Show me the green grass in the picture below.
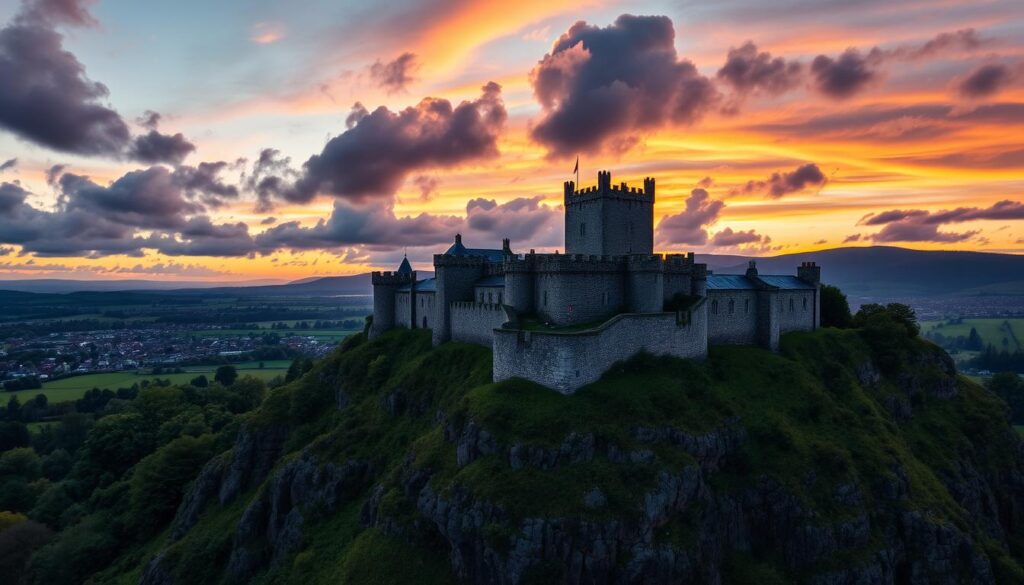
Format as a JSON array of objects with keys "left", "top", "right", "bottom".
[
  {"left": 5, "top": 364, "right": 289, "bottom": 403},
  {"left": 922, "top": 318, "right": 1024, "bottom": 351},
  {"left": 194, "top": 328, "right": 358, "bottom": 341}
]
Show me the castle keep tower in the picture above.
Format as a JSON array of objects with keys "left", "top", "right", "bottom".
[{"left": 564, "top": 170, "right": 654, "bottom": 256}]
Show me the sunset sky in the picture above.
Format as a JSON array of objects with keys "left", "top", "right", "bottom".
[{"left": 0, "top": 0, "right": 1022, "bottom": 282}]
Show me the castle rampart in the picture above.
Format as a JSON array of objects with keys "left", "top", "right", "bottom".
[
  {"left": 493, "top": 299, "right": 707, "bottom": 393},
  {"left": 370, "top": 170, "right": 821, "bottom": 394}
]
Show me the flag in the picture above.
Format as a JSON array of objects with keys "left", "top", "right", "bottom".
[{"left": 572, "top": 156, "right": 578, "bottom": 175}]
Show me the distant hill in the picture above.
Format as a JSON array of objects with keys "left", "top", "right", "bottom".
[
  {"left": 1, "top": 247, "right": 1020, "bottom": 299},
  {"left": 0, "top": 278, "right": 284, "bottom": 294},
  {"left": 705, "top": 246, "right": 1024, "bottom": 298}
]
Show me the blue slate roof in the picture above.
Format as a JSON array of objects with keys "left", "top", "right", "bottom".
[
  {"left": 396, "top": 256, "right": 413, "bottom": 275},
  {"left": 397, "top": 278, "right": 437, "bottom": 293},
  {"left": 475, "top": 275, "right": 505, "bottom": 287},
  {"left": 758, "top": 275, "right": 816, "bottom": 290},
  {"left": 444, "top": 236, "right": 505, "bottom": 263},
  {"left": 707, "top": 274, "right": 815, "bottom": 290},
  {"left": 707, "top": 274, "right": 756, "bottom": 290}
]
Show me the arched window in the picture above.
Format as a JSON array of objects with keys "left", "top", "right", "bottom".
[
  {"left": 543, "top": 290, "right": 548, "bottom": 306},
  {"left": 580, "top": 223, "right": 586, "bottom": 237},
  {"left": 728, "top": 299, "right": 735, "bottom": 315},
  {"left": 744, "top": 299, "right": 750, "bottom": 313},
  {"left": 498, "top": 293, "right": 503, "bottom": 304},
  {"left": 602, "top": 291, "right": 608, "bottom": 306},
  {"left": 420, "top": 297, "right": 424, "bottom": 308},
  {"left": 711, "top": 300, "right": 718, "bottom": 315},
  {"left": 803, "top": 297, "right": 808, "bottom": 310},
  {"left": 789, "top": 298, "right": 794, "bottom": 312},
  {"left": 422, "top": 316, "right": 427, "bottom": 329}
]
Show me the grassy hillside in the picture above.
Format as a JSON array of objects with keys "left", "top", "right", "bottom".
[{"left": 13, "top": 325, "right": 1024, "bottom": 584}]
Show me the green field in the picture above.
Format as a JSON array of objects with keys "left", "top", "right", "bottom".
[
  {"left": 194, "top": 328, "right": 359, "bottom": 342},
  {"left": 922, "top": 318, "right": 1024, "bottom": 351},
  {"left": 4, "top": 362, "right": 290, "bottom": 403}
]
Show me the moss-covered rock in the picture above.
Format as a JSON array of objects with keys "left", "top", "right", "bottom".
[{"left": 117, "top": 327, "right": 1024, "bottom": 584}]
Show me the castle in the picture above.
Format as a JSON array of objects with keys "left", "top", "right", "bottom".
[{"left": 371, "top": 171, "right": 821, "bottom": 393}]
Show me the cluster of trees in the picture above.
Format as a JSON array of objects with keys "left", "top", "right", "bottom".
[
  {"left": 988, "top": 372, "right": 1024, "bottom": 425},
  {"left": 0, "top": 371, "right": 269, "bottom": 582},
  {"left": 3, "top": 377, "right": 41, "bottom": 392},
  {"left": 971, "top": 346, "right": 1024, "bottom": 374},
  {"left": 925, "top": 327, "right": 986, "bottom": 352}
]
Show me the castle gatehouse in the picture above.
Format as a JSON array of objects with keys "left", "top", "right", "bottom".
[{"left": 371, "top": 171, "right": 820, "bottom": 393}]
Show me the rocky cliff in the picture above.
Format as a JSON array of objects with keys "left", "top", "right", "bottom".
[{"left": 132, "top": 327, "right": 1024, "bottom": 584}]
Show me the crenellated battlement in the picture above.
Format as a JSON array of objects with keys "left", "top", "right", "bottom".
[
  {"left": 433, "top": 254, "right": 489, "bottom": 267},
  {"left": 372, "top": 271, "right": 416, "bottom": 286},
  {"left": 563, "top": 170, "right": 655, "bottom": 204}
]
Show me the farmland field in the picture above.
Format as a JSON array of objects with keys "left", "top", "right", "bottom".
[
  {"left": 921, "top": 318, "right": 1024, "bottom": 351},
  {"left": 195, "top": 328, "right": 359, "bottom": 342},
  {"left": 4, "top": 362, "right": 290, "bottom": 403}
]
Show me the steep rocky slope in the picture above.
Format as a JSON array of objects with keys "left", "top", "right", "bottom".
[{"left": 121, "top": 327, "right": 1023, "bottom": 584}]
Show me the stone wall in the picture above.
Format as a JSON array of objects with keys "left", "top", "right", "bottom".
[
  {"left": 473, "top": 285, "right": 505, "bottom": 305},
  {"left": 564, "top": 197, "right": 605, "bottom": 255},
  {"left": 395, "top": 291, "right": 412, "bottom": 328},
  {"left": 535, "top": 270, "right": 625, "bottom": 325},
  {"left": 706, "top": 290, "right": 759, "bottom": 345},
  {"left": 777, "top": 290, "right": 816, "bottom": 333},
  {"left": 417, "top": 292, "right": 437, "bottom": 331},
  {"left": 493, "top": 301, "right": 707, "bottom": 394},
  {"left": 450, "top": 302, "right": 507, "bottom": 347},
  {"left": 433, "top": 257, "right": 486, "bottom": 345}
]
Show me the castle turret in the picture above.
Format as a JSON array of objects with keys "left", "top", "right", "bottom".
[
  {"left": 797, "top": 261, "right": 821, "bottom": 285},
  {"left": 370, "top": 265, "right": 416, "bottom": 339},
  {"left": 564, "top": 170, "right": 654, "bottom": 256}
]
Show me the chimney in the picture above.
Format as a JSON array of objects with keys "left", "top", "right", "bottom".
[
  {"left": 502, "top": 238, "right": 511, "bottom": 254},
  {"left": 797, "top": 261, "right": 821, "bottom": 285},
  {"left": 745, "top": 260, "right": 758, "bottom": 278},
  {"left": 454, "top": 233, "right": 462, "bottom": 246}
]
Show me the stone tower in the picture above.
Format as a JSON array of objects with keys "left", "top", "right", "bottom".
[{"left": 564, "top": 170, "right": 654, "bottom": 256}]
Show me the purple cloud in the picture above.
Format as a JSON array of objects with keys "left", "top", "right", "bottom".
[
  {"left": 530, "top": 14, "right": 718, "bottom": 158},
  {"left": 655, "top": 188, "right": 725, "bottom": 246}
]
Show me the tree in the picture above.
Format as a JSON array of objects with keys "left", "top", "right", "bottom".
[
  {"left": 988, "top": 372, "right": 1024, "bottom": 424},
  {"left": 0, "top": 422, "right": 30, "bottom": 452},
  {"left": 214, "top": 365, "right": 238, "bottom": 386},
  {"left": 820, "top": 284, "right": 851, "bottom": 328},
  {"left": 5, "top": 396, "right": 20, "bottom": 421},
  {"left": 966, "top": 327, "right": 985, "bottom": 351},
  {"left": 190, "top": 375, "right": 209, "bottom": 388},
  {"left": 0, "top": 516, "right": 53, "bottom": 582}
]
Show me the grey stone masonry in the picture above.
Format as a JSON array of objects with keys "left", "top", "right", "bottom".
[
  {"left": 493, "top": 300, "right": 708, "bottom": 394},
  {"left": 369, "top": 270, "right": 415, "bottom": 339},
  {"left": 564, "top": 170, "right": 654, "bottom": 256},
  {"left": 450, "top": 303, "right": 507, "bottom": 347},
  {"left": 370, "top": 170, "right": 823, "bottom": 393}
]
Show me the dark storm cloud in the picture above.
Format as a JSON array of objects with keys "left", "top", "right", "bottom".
[
  {"left": 280, "top": 83, "right": 505, "bottom": 204},
  {"left": 0, "top": 1, "right": 130, "bottom": 156},
  {"left": 0, "top": 1, "right": 198, "bottom": 161},
  {"left": 58, "top": 167, "right": 200, "bottom": 229},
  {"left": 148, "top": 217, "right": 255, "bottom": 257},
  {"left": 173, "top": 161, "right": 240, "bottom": 205},
  {"left": 465, "top": 196, "right": 561, "bottom": 243},
  {"left": 709, "top": 227, "right": 765, "bottom": 247},
  {"left": 256, "top": 201, "right": 462, "bottom": 251},
  {"left": 958, "top": 64, "right": 1014, "bottom": 98},
  {"left": 0, "top": 166, "right": 255, "bottom": 257},
  {"left": 128, "top": 130, "right": 196, "bottom": 164},
  {"left": 810, "top": 48, "right": 882, "bottom": 99},
  {"left": 858, "top": 200, "right": 1024, "bottom": 243},
  {"left": 0, "top": 182, "right": 29, "bottom": 214},
  {"left": 137, "top": 110, "right": 161, "bottom": 130},
  {"left": 0, "top": 158, "right": 16, "bottom": 173},
  {"left": 655, "top": 188, "right": 725, "bottom": 246},
  {"left": 254, "top": 194, "right": 560, "bottom": 253},
  {"left": 734, "top": 163, "right": 827, "bottom": 198},
  {"left": 717, "top": 42, "right": 802, "bottom": 96},
  {"left": 369, "top": 52, "right": 417, "bottom": 93},
  {"left": 530, "top": 14, "right": 718, "bottom": 158}
]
